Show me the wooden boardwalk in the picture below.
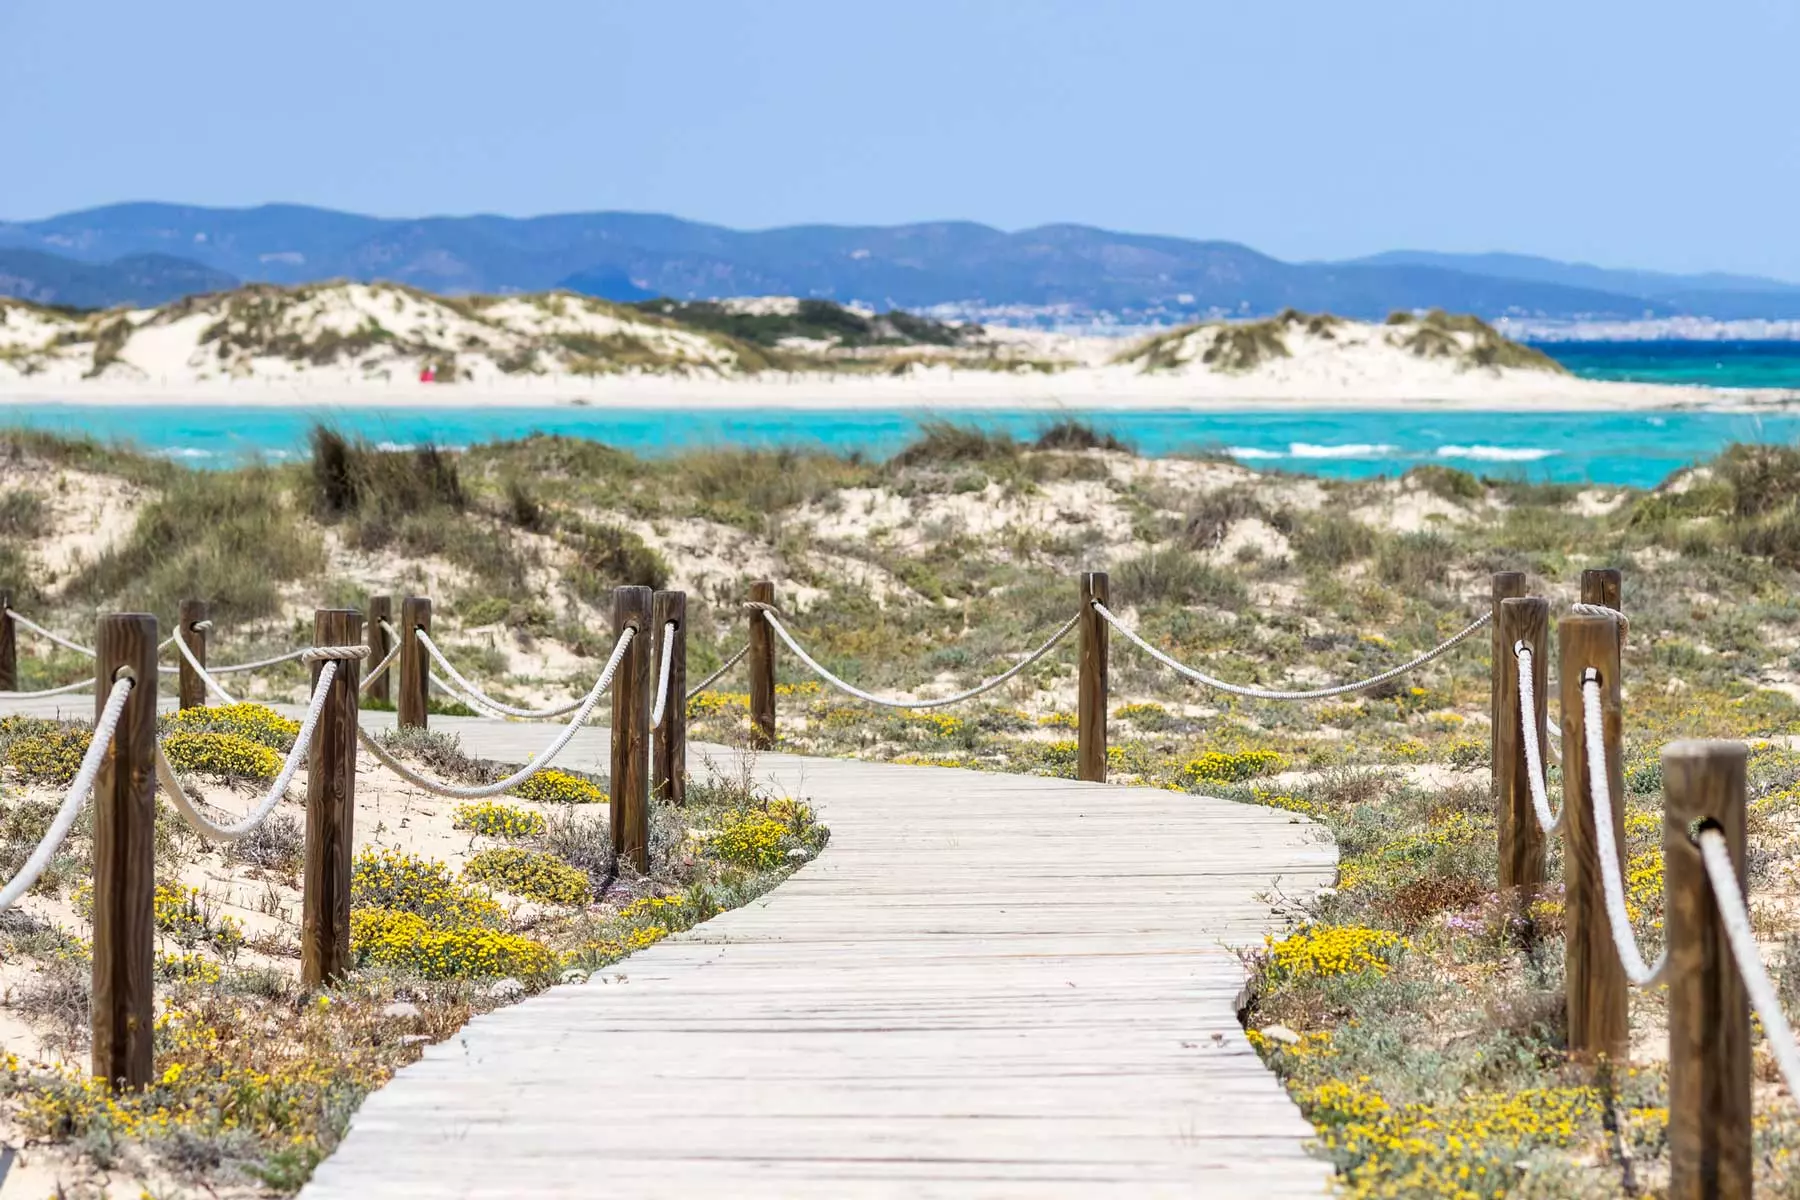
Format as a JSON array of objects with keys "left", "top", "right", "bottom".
[{"left": 295, "top": 725, "right": 1336, "bottom": 1198}]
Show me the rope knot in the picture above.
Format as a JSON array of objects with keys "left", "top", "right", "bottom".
[
  {"left": 1570, "top": 602, "right": 1629, "bottom": 629},
  {"left": 302, "top": 644, "right": 372, "bottom": 662},
  {"left": 742, "top": 600, "right": 784, "bottom": 617}
]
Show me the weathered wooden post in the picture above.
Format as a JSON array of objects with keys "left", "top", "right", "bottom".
[
  {"left": 397, "top": 595, "right": 431, "bottom": 729},
  {"left": 365, "top": 595, "right": 393, "bottom": 705},
  {"left": 176, "top": 598, "right": 208, "bottom": 710},
  {"left": 1581, "top": 567, "right": 1623, "bottom": 612},
  {"left": 1561, "top": 610, "right": 1628, "bottom": 1060},
  {"left": 0, "top": 591, "right": 16, "bottom": 691},
  {"left": 303, "top": 610, "right": 362, "bottom": 987},
  {"left": 1664, "top": 740, "right": 1751, "bottom": 1200},
  {"left": 1497, "top": 595, "right": 1549, "bottom": 895},
  {"left": 92, "top": 613, "right": 156, "bottom": 1090},
  {"left": 1490, "top": 571, "right": 1526, "bottom": 809},
  {"left": 1078, "top": 571, "right": 1109, "bottom": 783},
  {"left": 612, "top": 586, "right": 653, "bottom": 870},
  {"left": 652, "top": 590, "right": 687, "bottom": 806},
  {"left": 748, "top": 580, "right": 776, "bottom": 751}
]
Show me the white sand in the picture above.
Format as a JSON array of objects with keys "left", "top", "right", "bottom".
[
  {"left": 1, "top": 284, "right": 1794, "bottom": 411},
  {"left": 1, "top": 366, "right": 1786, "bottom": 411}
]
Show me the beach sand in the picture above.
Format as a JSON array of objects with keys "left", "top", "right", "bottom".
[{"left": 0, "top": 368, "right": 1791, "bottom": 412}]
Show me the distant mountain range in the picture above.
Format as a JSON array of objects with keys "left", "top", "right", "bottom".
[{"left": 4, "top": 202, "right": 1800, "bottom": 325}]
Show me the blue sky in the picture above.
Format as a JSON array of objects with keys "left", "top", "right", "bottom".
[{"left": 4, "top": 0, "right": 1797, "bottom": 277}]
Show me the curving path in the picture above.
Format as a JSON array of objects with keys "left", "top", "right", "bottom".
[
  {"left": 293, "top": 723, "right": 1337, "bottom": 1199},
  {"left": 0, "top": 693, "right": 1336, "bottom": 1194}
]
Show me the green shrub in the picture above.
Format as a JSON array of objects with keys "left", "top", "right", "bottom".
[
  {"left": 0, "top": 489, "right": 50, "bottom": 538},
  {"left": 1033, "top": 421, "right": 1128, "bottom": 452},
  {"left": 574, "top": 523, "right": 669, "bottom": 592},
  {"left": 890, "top": 421, "right": 1018, "bottom": 468},
  {"left": 309, "top": 426, "right": 465, "bottom": 519},
  {"left": 1292, "top": 514, "right": 1377, "bottom": 567},
  {"left": 161, "top": 731, "right": 283, "bottom": 782},
  {"left": 350, "top": 846, "right": 503, "bottom": 927},
  {"left": 161, "top": 703, "right": 299, "bottom": 752},
  {"left": 65, "top": 466, "right": 325, "bottom": 620},
  {"left": 1376, "top": 531, "right": 1456, "bottom": 588},
  {"left": 1183, "top": 749, "right": 1285, "bottom": 784},
  {"left": 350, "top": 908, "right": 555, "bottom": 979},
  {"left": 463, "top": 847, "right": 591, "bottom": 905},
  {"left": 1115, "top": 549, "right": 1247, "bottom": 610},
  {"left": 453, "top": 801, "right": 547, "bottom": 839},
  {"left": 511, "top": 769, "right": 605, "bottom": 804},
  {"left": 4, "top": 727, "right": 92, "bottom": 786},
  {"left": 1404, "top": 465, "right": 1483, "bottom": 503},
  {"left": 706, "top": 808, "right": 794, "bottom": 870}
]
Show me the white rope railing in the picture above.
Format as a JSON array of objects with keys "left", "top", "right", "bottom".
[
  {"left": 158, "top": 659, "right": 344, "bottom": 842},
  {"left": 1582, "top": 669, "right": 1668, "bottom": 988},
  {"left": 398, "top": 624, "right": 593, "bottom": 720},
  {"left": 650, "top": 622, "right": 676, "bottom": 729},
  {"left": 5, "top": 606, "right": 316, "bottom": 684},
  {"left": 4, "top": 608, "right": 98, "bottom": 658},
  {"left": 174, "top": 629, "right": 241, "bottom": 705},
  {"left": 1700, "top": 825, "right": 1800, "bottom": 1101},
  {"left": 757, "top": 607, "right": 1080, "bottom": 710},
  {"left": 686, "top": 645, "right": 747, "bottom": 701},
  {"left": 1514, "top": 642, "right": 1562, "bottom": 833},
  {"left": 1093, "top": 601, "right": 1491, "bottom": 702},
  {"left": 361, "top": 639, "right": 400, "bottom": 694},
  {"left": 358, "top": 627, "right": 633, "bottom": 799},
  {"left": 0, "top": 676, "right": 98, "bottom": 699},
  {"left": 196, "top": 647, "right": 313, "bottom": 675},
  {"left": 0, "top": 675, "right": 134, "bottom": 910}
]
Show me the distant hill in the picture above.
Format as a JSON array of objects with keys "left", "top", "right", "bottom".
[
  {"left": 1349, "top": 250, "right": 1800, "bottom": 320},
  {"left": 1, "top": 202, "right": 1795, "bottom": 323},
  {"left": 0, "top": 248, "right": 238, "bottom": 308}
]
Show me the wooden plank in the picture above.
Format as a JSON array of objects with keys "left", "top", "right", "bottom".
[
  {"left": 1664, "top": 740, "right": 1750, "bottom": 1199},
  {"left": 92, "top": 613, "right": 157, "bottom": 1090},
  {"left": 303, "top": 609, "right": 362, "bottom": 987},
  {"left": 301, "top": 735, "right": 1336, "bottom": 1198},
  {"left": 1561, "top": 612, "right": 1628, "bottom": 1060}
]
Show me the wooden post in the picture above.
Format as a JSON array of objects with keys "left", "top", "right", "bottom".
[
  {"left": 1561, "top": 611, "right": 1628, "bottom": 1061},
  {"left": 612, "top": 586, "right": 653, "bottom": 871},
  {"left": 1489, "top": 571, "right": 1526, "bottom": 814},
  {"left": 176, "top": 598, "right": 208, "bottom": 710},
  {"left": 1496, "top": 596, "right": 1549, "bottom": 895},
  {"left": 397, "top": 595, "right": 431, "bottom": 729},
  {"left": 747, "top": 580, "right": 776, "bottom": 751},
  {"left": 0, "top": 591, "right": 15, "bottom": 692},
  {"left": 1581, "top": 567, "right": 1623, "bottom": 611},
  {"left": 303, "top": 610, "right": 362, "bottom": 987},
  {"left": 92, "top": 613, "right": 156, "bottom": 1090},
  {"left": 652, "top": 590, "right": 687, "bottom": 806},
  {"left": 1078, "top": 571, "right": 1109, "bottom": 783},
  {"left": 1663, "top": 740, "right": 1751, "bottom": 1200},
  {"left": 365, "top": 595, "right": 393, "bottom": 706}
]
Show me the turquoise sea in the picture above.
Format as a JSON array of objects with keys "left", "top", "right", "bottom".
[{"left": 1, "top": 341, "right": 1796, "bottom": 490}]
